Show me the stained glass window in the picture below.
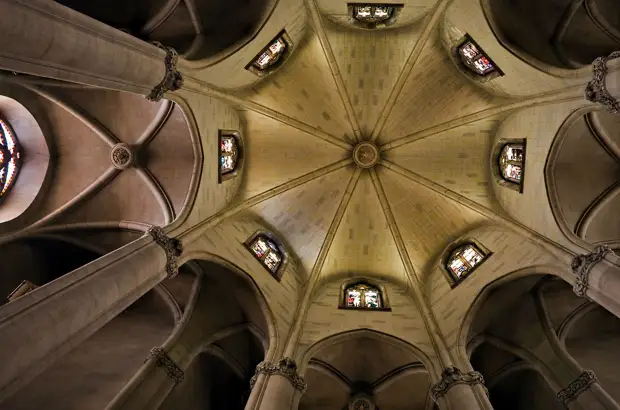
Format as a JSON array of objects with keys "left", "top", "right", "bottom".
[
  {"left": 248, "top": 235, "right": 283, "bottom": 275},
  {"left": 0, "top": 119, "right": 21, "bottom": 199},
  {"left": 352, "top": 5, "right": 395, "bottom": 24},
  {"left": 447, "top": 244, "right": 486, "bottom": 280},
  {"left": 219, "top": 133, "right": 238, "bottom": 176},
  {"left": 252, "top": 36, "right": 287, "bottom": 71},
  {"left": 345, "top": 283, "right": 382, "bottom": 309},
  {"left": 499, "top": 143, "right": 524, "bottom": 184},
  {"left": 458, "top": 37, "right": 496, "bottom": 76}
]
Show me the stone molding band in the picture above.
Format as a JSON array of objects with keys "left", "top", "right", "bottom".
[
  {"left": 585, "top": 51, "right": 620, "bottom": 114},
  {"left": 571, "top": 245, "right": 613, "bottom": 297},
  {"left": 147, "top": 42, "right": 183, "bottom": 102},
  {"left": 249, "top": 357, "right": 307, "bottom": 394},
  {"left": 146, "top": 347, "right": 184, "bottom": 384},
  {"left": 430, "top": 366, "right": 487, "bottom": 403},
  {"left": 556, "top": 370, "right": 598, "bottom": 405},
  {"left": 147, "top": 226, "right": 183, "bottom": 279}
]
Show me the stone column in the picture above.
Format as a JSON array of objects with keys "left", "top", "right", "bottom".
[
  {"left": 571, "top": 246, "right": 620, "bottom": 318},
  {"left": 430, "top": 366, "right": 493, "bottom": 410},
  {"left": 252, "top": 358, "right": 307, "bottom": 410},
  {"left": 0, "top": 226, "right": 182, "bottom": 403},
  {"left": 0, "top": 0, "right": 183, "bottom": 100},
  {"left": 585, "top": 52, "right": 620, "bottom": 114}
]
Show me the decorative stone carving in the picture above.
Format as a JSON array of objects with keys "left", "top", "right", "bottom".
[
  {"left": 147, "top": 226, "right": 183, "bottom": 279},
  {"left": 556, "top": 370, "right": 598, "bottom": 405},
  {"left": 585, "top": 51, "right": 620, "bottom": 114},
  {"left": 146, "top": 347, "right": 184, "bottom": 384},
  {"left": 571, "top": 245, "right": 613, "bottom": 297},
  {"left": 353, "top": 141, "right": 380, "bottom": 169},
  {"left": 110, "top": 143, "right": 134, "bottom": 170},
  {"left": 249, "top": 357, "right": 307, "bottom": 394},
  {"left": 430, "top": 366, "right": 487, "bottom": 403},
  {"left": 147, "top": 42, "right": 183, "bottom": 102}
]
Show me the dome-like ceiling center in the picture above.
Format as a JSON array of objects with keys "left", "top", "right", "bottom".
[{"left": 353, "top": 141, "right": 379, "bottom": 169}]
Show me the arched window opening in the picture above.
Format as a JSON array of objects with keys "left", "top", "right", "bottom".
[
  {"left": 348, "top": 3, "right": 402, "bottom": 29},
  {"left": 344, "top": 283, "right": 382, "bottom": 309},
  {"left": 499, "top": 143, "right": 524, "bottom": 185},
  {"left": 455, "top": 35, "right": 503, "bottom": 80},
  {"left": 0, "top": 118, "right": 22, "bottom": 200},
  {"left": 447, "top": 243, "right": 487, "bottom": 281},
  {"left": 246, "top": 234, "right": 284, "bottom": 277},
  {"left": 246, "top": 31, "right": 292, "bottom": 77},
  {"left": 219, "top": 131, "right": 241, "bottom": 182}
]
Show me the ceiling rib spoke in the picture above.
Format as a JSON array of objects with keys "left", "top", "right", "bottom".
[
  {"left": 184, "top": 78, "right": 351, "bottom": 150},
  {"left": 181, "top": 158, "right": 354, "bottom": 240},
  {"left": 283, "top": 167, "right": 362, "bottom": 357},
  {"left": 369, "top": 0, "right": 450, "bottom": 142},
  {"left": 305, "top": 0, "right": 362, "bottom": 142},
  {"left": 379, "top": 160, "right": 578, "bottom": 255},
  {"left": 380, "top": 86, "right": 585, "bottom": 152}
]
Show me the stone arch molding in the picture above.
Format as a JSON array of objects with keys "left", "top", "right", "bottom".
[
  {"left": 0, "top": 86, "right": 50, "bottom": 225},
  {"left": 297, "top": 328, "right": 440, "bottom": 380},
  {"left": 545, "top": 106, "right": 620, "bottom": 250}
]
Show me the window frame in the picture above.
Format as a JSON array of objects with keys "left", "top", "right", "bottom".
[
  {"left": 244, "top": 231, "right": 287, "bottom": 281},
  {"left": 452, "top": 34, "right": 504, "bottom": 82},
  {"left": 338, "top": 280, "right": 391, "bottom": 311},
  {"left": 218, "top": 130, "right": 243, "bottom": 183},
  {"left": 442, "top": 240, "right": 491, "bottom": 287},
  {"left": 0, "top": 118, "right": 22, "bottom": 202},
  {"left": 347, "top": 3, "right": 403, "bottom": 29},
  {"left": 493, "top": 139, "right": 526, "bottom": 193},
  {"left": 245, "top": 30, "right": 293, "bottom": 77}
]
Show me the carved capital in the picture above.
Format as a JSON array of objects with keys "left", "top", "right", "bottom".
[
  {"left": 557, "top": 370, "right": 598, "bottom": 405},
  {"left": 147, "top": 226, "right": 183, "bottom": 279},
  {"left": 585, "top": 51, "right": 620, "bottom": 114},
  {"left": 571, "top": 245, "right": 613, "bottom": 297},
  {"left": 430, "top": 366, "right": 487, "bottom": 403},
  {"left": 249, "top": 358, "right": 307, "bottom": 394},
  {"left": 146, "top": 347, "right": 184, "bottom": 384},
  {"left": 147, "top": 42, "right": 183, "bottom": 102}
]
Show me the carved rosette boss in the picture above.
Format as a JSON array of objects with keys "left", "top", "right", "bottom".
[
  {"left": 110, "top": 143, "right": 134, "bottom": 170},
  {"left": 556, "top": 370, "right": 598, "bottom": 405},
  {"left": 147, "top": 42, "right": 183, "bottom": 102},
  {"left": 249, "top": 357, "right": 307, "bottom": 394},
  {"left": 146, "top": 347, "right": 184, "bottom": 384},
  {"left": 147, "top": 226, "right": 183, "bottom": 279},
  {"left": 430, "top": 366, "right": 487, "bottom": 403},
  {"left": 585, "top": 51, "right": 620, "bottom": 114},
  {"left": 571, "top": 245, "right": 613, "bottom": 297}
]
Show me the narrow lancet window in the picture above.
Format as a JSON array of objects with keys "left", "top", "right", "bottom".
[
  {"left": 499, "top": 143, "right": 524, "bottom": 185},
  {"left": 447, "top": 244, "right": 487, "bottom": 280},
  {"left": 344, "top": 283, "right": 382, "bottom": 309},
  {"left": 0, "top": 118, "right": 22, "bottom": 199},
  {"left": 247, "top": 234, "right": 284, "bottom": 276},
  {"left": 458, "top": 36, "right": 497, "bottom": 76}
]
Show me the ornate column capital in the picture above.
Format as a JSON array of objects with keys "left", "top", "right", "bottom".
[
  {"left": 585, "top": 51, "right": 620, "bottom": 114},
  {"left": 571, "top": 245, "right": 613, "bottom": 297},
  {"left": 147, "top": 42, "right": 183, "bottom": 102},
  {"left": 146, "top": 347, "right": 184, "bottom": 384},
  {"left": 430, "top": 366, "right": 487, "bottom": 403},
  {"left": 147, "top": 226, "right": 183, "bottom": 279},
  {"left": 249, "top": 357, "right": 307, "bottom": 394},
  {"left": 556, "top": 370, "right": 598, "bottom": 405}
]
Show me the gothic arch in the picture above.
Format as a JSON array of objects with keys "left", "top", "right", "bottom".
[
  {"left": 545, "top": 107, "right": 620, "bottom": 249},
  {"left": 456, "top": 267, "right": 565, "bottom": 363},
  {"left": 0, "top": 87, "right": 51, "bottom": 226}
]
